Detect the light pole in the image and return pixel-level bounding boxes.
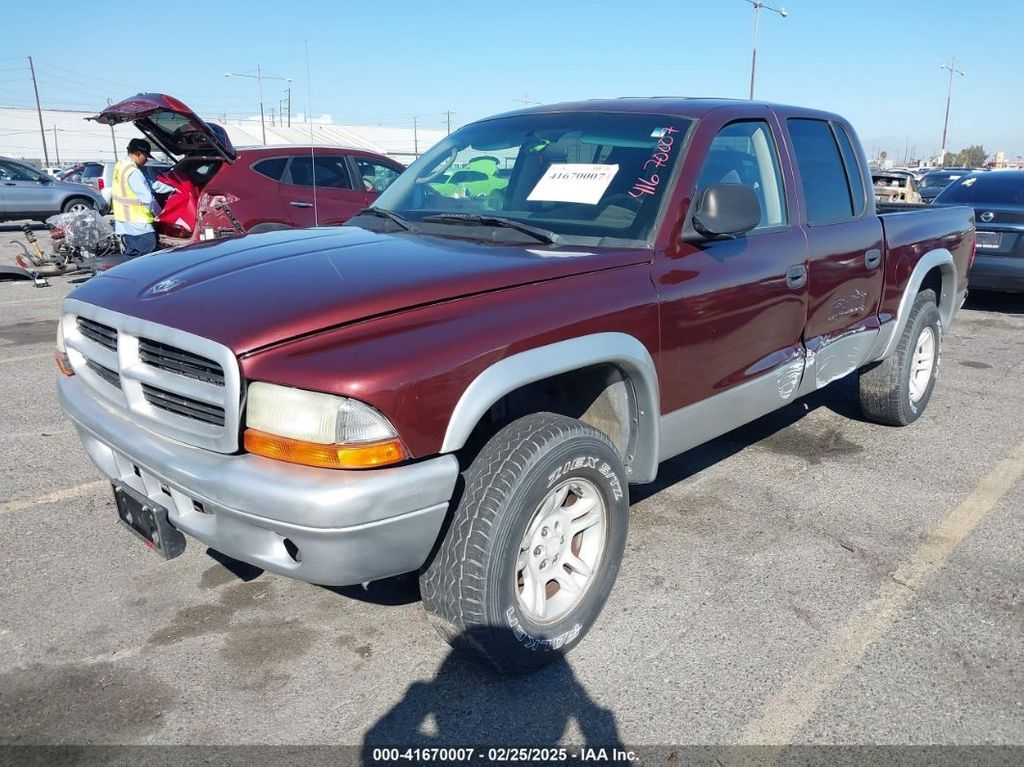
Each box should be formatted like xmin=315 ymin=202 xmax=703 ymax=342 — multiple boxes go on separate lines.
xmin=938 ymin=56 xmax=965 ymax=165
xmin=744 ymin=0 xmax=788 ymax=100
xmin=225 ymin=66 xmax=292 ymax=145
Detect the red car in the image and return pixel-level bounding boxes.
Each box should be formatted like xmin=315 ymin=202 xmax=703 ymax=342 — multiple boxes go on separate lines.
xmin=94 ymin=94 xmax=404 ymax=243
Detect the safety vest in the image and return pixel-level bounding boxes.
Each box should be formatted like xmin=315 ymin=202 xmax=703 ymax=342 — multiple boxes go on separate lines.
xmin=112 ymin=160 xmax=155 ymax=225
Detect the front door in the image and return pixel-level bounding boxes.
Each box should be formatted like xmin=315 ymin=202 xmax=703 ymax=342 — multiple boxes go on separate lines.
xmin=0 ymin=160 xmax=54 ymax=218
xmin=655 ymin=114 xmax=809 ymax=458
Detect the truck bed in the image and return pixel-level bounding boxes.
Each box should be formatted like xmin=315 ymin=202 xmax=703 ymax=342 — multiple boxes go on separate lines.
xmin=877 ymin=204 xmax=975 ymax=320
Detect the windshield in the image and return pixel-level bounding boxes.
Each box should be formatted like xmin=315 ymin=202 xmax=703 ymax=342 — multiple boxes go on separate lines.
xmin=920 ymin=172 xmax=963 ymax=189
xmin=935 ymin=173 xmax=1024 ymax=205
xmin=369 ymin=111 xmax=694 ymax=246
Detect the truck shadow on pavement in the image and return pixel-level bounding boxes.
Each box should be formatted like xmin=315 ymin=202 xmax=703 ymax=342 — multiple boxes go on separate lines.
xmin=362 ymin=627 xmax=627 ymax=762
xmin=632 ymin=375 xmax=863 ymax=504
xmin=963 ymin=290 xmax=1024 ymax=315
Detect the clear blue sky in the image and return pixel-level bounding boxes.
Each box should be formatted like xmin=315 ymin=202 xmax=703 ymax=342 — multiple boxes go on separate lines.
xmin=1 ymin=0 xmax=1021 ymax=160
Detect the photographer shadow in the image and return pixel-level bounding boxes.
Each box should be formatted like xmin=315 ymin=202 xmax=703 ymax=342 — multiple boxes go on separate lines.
xmin=362 ymin=627 xmax=627 ymax=764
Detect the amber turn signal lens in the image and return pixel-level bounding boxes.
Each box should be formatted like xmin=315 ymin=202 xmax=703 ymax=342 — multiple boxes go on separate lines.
xmin=243 ymin=429 xmax=407 ymax=469
xmin=55 ymin=351 xmax=74 ymax=377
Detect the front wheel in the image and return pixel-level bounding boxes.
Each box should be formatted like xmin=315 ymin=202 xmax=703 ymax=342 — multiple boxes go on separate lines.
xmin=420 ymin=413 xmax=629 ymax=674
xmin=61 ymin=197 xmax=95 ymax=214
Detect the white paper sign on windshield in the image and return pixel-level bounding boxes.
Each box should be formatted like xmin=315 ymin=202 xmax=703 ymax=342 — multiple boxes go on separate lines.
xmin=527 ymin=164 xmax=620 ymax=205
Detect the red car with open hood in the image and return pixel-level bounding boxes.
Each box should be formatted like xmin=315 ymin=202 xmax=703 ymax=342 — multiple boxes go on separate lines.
xmin=93 ymin=93 xmax=404 ymax=244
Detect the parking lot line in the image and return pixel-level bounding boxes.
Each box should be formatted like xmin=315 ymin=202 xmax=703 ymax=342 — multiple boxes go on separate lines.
xmin=0 ymin=352 xmax=53 ymax=364
xmin=0 ymin=480 xmax=107 ymax=517
xmin=2 ymin=296 xmax=62 ymax=306
xmin=739 ymin=438 xmax=1024 ymax=745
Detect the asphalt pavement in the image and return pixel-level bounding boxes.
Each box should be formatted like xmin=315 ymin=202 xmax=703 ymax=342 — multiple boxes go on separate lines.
xmin=0 ymin=235 xmax=1021 ymax=754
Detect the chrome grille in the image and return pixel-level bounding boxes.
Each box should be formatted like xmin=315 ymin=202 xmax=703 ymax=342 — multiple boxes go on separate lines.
xmin=61 ymin=298 xmax=241 ymax=453
xmin=139 ymin=337 xmax=225 ymax=386
xmin=76 ymin=317 xmax=118 ymax=351
xmin=142 ymin=384 xmax=226 ymax=426
xmin=86 ymin=360 xmax=121 ymax=390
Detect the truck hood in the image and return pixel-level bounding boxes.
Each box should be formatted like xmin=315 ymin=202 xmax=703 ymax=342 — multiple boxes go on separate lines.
xmin=68 ymin=227 xmax=651 ymax=354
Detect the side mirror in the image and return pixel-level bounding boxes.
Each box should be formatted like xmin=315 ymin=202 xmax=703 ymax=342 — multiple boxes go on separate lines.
xmin=690 ymin=183 xmax=761 ymax=239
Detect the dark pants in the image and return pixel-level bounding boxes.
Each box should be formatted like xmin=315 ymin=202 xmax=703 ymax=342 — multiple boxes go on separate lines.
xmin=122 ymin=231 xmax=158 ymax=258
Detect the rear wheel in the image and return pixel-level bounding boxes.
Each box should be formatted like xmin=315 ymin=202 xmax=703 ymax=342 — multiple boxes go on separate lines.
xmin=61 ymin=197 xmax=94 ymax=214
xmin=860 ymin=289 xmax=941 ymax=426
xmin=246 ymin=222 xmax=294 ymax=234
xmin=420 ymin=413 xmax=629 ymax=674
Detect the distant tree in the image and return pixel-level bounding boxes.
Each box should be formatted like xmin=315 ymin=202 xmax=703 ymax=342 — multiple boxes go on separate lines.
xmin=944 ymin=145 xmax=987 ymax=168
xmin=879 ymin=150 xmax=888 ymax=165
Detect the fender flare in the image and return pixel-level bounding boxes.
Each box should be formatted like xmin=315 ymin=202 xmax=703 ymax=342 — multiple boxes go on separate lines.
xmin=440 ymin=332 xmax=661 ymax=483
xmin=869 ymin=248 xmax=957 ymax=362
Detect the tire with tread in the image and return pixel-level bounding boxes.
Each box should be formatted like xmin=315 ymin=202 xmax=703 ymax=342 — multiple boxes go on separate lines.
xmin=420 ymin=412 xmax=629 ymax=674
xmin=61 ymin=197 xmax=95 ymax=214
xmin=859 ymin=289 xmax=941 ymax=426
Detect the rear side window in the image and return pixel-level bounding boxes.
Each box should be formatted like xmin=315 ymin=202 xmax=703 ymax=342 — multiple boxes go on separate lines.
xmin=696 ymin=120 xmax=787 ymax=230
xmin=787 ymin=118 xmax=855 ymax=225
xmin=82 ymin=164 xmax=103 ymax=179
xmin=285 ymin=155 xmax=352 ymax=189
xmin=833 ymin=125 xmax=866 ymax=217
xmin=253 ymin=157 xmax=288 ymax=181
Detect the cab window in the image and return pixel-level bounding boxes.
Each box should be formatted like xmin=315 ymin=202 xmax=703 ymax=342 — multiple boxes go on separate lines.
xmin=696 ymin=120 xmax=787 ymax=230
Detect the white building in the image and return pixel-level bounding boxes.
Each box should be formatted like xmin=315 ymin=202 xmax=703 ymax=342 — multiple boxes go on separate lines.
xmin=0 ymin=106 xmax=446 ymax=167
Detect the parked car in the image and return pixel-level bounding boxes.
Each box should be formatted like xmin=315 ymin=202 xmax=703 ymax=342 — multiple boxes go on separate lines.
xmin=40 ymin=166 xmax=65 ymax=178
xmin=872 ymin=171 xmax=921 ymax=203
xmin=57 ymin=98 xmax=973 ymax=673
xmin=97 ymin=160 xmax=173 ymax=205
xmin=0 ymin=157 xmax=108 ymax=222
xmin=59 ymin=162 xmax=104 ymax=185
xmin=933 ymin=170 xmax=1024 ymax=292
xmin=93 ymin=93 xmax=404 ymax=243
xmin=918 ymin=169 xmax=973 ymax=203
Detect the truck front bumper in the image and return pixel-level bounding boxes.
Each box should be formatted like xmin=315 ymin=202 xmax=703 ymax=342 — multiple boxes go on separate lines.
xmin=58 ymin=375 xmax=458 ymax=586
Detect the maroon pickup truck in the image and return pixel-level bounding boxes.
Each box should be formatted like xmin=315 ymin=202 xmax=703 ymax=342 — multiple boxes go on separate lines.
xmin=56 ymin=98 xmax=974 ymax=673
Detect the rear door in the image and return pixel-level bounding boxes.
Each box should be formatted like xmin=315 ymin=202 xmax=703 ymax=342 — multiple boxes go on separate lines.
xmin=281 ymin=152 xmax=367 ymax=227
xmin=655 ymin=112 xmax=809 ymax=445
xmin=785 ymin=118 xmax=884 ymax=386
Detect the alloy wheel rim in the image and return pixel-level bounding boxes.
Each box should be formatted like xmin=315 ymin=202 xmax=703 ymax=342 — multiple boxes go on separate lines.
xmin=68 ymin=202 xmax=90 ymax=213
xmin=515 ymin=477 xmax=607 ymax=623
xmin=908 ymin=326 xmax=936 ymax=403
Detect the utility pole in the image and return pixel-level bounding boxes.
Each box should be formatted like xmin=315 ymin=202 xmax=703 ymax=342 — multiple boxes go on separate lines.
xmin=509 ymin=93 xmax=540 ymax=106
xmin=287 ymin=87 xmax=291 ymax=127
xmin=939 ymin=56 xmax=965 ymax=165
xmin=413 ymin=116 xmax=419 ymax=157
xmin=28 ymin=56 xmax=49 ymax=165
xmin=107 ymin=98 xmax=118 ymax=158
xmin=743 ymin=1 xmax=788 ymax=100
xmin=444 ymin=110 xmax=454 ymax=136
xmin=270 ymin=107 xmax=275 ymax=127
xmin=52 ymin=125 xmax=60 ymax=165
xmin=225 ymin=66 xmax=292 ymax=146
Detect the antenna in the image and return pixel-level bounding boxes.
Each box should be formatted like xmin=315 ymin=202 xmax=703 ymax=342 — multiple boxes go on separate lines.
xmin=305 ymin=40 xmax=319 ymax=227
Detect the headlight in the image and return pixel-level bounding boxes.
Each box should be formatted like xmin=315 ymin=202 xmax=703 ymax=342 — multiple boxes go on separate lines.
xmin=55 ymin=316 xmax=73 ymax=376
xmin=243 ymin=382 xmax=406 ymax=469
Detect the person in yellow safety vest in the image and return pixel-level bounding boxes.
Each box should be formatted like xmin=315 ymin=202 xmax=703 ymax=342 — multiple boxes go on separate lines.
xmin=112 ymin=138 xmax=176 ymax=258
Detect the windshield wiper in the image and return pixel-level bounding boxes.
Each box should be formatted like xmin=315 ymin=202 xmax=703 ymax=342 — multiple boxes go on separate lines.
xmin=421 ymin=213 xmax=562 ymax=245
xmin=351 ymin=207 xmax=419 ymax=232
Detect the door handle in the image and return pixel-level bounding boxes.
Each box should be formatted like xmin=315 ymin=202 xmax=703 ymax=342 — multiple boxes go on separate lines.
xmin=864 ymin=249 xmax=882 ymax=270
xmin=785 ymin=264 xmax=807 ymax=290
xmin=289 ymin=201 xmax=313 ymax=208
xmin=3 ymin=182 xmax=16 ymax=186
